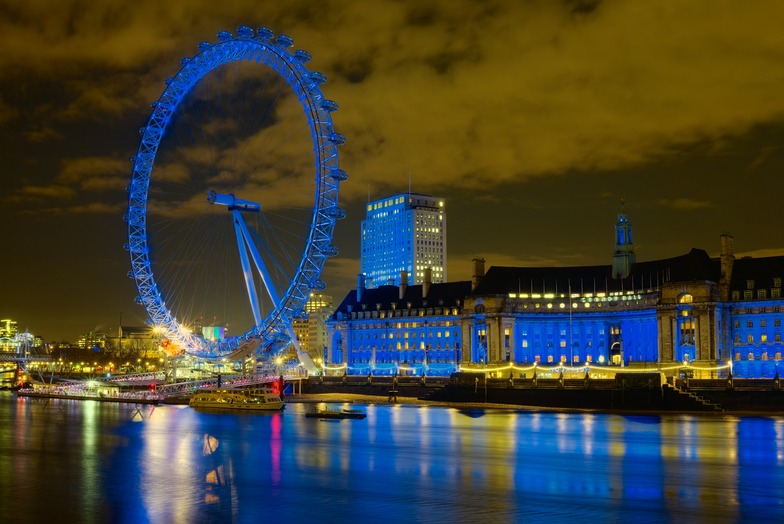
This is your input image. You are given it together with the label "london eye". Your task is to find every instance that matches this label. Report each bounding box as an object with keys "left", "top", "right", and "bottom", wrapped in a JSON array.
[{"left": 125, "top": 26, "right": 347, "bottom": 367}]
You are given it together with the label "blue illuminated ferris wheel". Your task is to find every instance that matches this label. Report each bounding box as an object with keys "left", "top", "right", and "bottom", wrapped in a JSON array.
[{"left": 125, "top": 26, "right": 347, "bottom": 361}]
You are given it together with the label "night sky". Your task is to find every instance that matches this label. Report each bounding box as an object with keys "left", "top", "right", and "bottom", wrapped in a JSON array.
[{"left": 2, "top": 0, "right": 784, "bottom": 342}]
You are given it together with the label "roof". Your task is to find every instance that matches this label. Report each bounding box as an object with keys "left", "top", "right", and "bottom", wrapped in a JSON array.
[
  {"left": 472, "top": 248, "right": 720, "bottom": 296},
  {"left": 729, "top": 255, "right": 784, "bottom": 291},
  {"left": 331, "top": 281, "right": 472, "bottom": 318}
]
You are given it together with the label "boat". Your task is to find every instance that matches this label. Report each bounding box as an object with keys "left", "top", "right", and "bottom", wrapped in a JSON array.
[
  {"left": 306, "top": 408, "right": 367, "bottom": 420},
  {"left": 189, "top": 388, "right": 284, "bottom": 411}
]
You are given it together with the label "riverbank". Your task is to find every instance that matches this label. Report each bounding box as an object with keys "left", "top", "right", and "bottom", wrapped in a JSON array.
[
  {"left": 16, "top": 388, "right": 160, "bottom": 404},
  {"left": 286, "top": 391, "right": 784, "bottom": 417},
  {"left": 298, "top": 374, "right": 784, "bottom": 414}
]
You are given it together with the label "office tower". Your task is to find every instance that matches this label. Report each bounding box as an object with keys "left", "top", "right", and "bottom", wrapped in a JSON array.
[{"left": 360, "top": 192, "right": 446, "bottom": 287}]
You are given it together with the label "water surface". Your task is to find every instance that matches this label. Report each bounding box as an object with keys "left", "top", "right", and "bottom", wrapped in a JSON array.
[{"left": 1, "top": 392, "right": 782, "bottom": 523}]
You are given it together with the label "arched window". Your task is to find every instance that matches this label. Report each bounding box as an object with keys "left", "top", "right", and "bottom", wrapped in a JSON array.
[{"left": 678, "top": 293, "right": 694, "bottom": 304}]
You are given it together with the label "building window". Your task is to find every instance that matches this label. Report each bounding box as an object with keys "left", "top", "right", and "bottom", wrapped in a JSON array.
[
  {"left": 679, "top": 294, "right": 694, "bottom": 304},
  {"left": 732, "top": 291, "right": 740, "bottom": 301},
  {"left": 746, "top": 280, "right": 755, "bottom": 290},
  {"left": 747, "top": 334, "right": 754, "bottom": 344},
  {"left": 680, "top": 317, "right": 695, "bottom": 346},
  {"left": 758, "top": 289, "right": 767, "bottom": 300},
  {"left": 744, "top": 291, "right": 753, "bottom": 300},
  {"left": 747, "top": 321, "right": 754, "bottom": 328}
]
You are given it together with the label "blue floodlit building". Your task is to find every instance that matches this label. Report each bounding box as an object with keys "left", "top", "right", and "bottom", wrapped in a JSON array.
[
  {"left": 360, "top": 192, "right": 446, "bottom": 287},
  {"left": 327, "top": 207, "right": 784, "bottom": 378}
]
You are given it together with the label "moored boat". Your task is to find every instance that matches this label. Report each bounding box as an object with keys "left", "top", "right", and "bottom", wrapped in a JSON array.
[
  {"left": 306, "top": 408, "right": 367, "bottom": 420},
  {"left": 189, "top": 388, "right": 284, "bottom": 411}
]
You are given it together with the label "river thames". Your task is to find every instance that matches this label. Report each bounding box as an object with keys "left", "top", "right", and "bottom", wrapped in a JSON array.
[{"left": 1, "top": 392, "right": 783, "bottom": 523}]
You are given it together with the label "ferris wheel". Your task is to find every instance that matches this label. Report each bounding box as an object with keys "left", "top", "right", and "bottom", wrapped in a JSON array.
[{"left": 125, "top": 26, "right": 347, "bottom": 365}]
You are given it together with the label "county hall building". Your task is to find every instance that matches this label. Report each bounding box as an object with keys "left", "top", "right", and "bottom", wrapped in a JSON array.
[{"left": 326, "top": 206, "right": 784, "bottom": 378}]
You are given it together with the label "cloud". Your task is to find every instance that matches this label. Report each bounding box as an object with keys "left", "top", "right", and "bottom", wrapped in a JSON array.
[
  {"left": 0, "top": 96, "right": 19, "bottom": 125},
  {"left": 68, "top": 202, "right": 124, "bottom": 214},
  {"left": 59, "top": 156, "right": 129, "bottom": 190},
  {"left": 312, "top": 0, "right": 784, "bottom": 198},
  {"left": 8, "top": 155, "right": 128, "bottom": 208},
  {"left": 13, "top": 184, "right": 77, "bottom": 201},
  {"left": 657, "top": 198, "right": 712, "bottom": 211},
  {"left": 23, "top": 126, "right": 64, "bottom": 143},
  {"left": 3, "top": 0, "right": 784, "bottom": 212}
]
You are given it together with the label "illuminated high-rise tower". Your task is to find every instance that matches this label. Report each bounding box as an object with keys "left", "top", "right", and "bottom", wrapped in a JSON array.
[{"left": 360, "top": 192, "right": 447, "bottom": 287}]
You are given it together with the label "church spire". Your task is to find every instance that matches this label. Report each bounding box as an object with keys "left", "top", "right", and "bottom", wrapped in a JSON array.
[{"left": 612, "top": 200, "right": 636, "bottom": 279}]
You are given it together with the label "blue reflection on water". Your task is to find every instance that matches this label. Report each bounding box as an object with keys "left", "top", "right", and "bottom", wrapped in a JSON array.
[{"left": 2, "top": 392, "right": 784, "bottom": 523}]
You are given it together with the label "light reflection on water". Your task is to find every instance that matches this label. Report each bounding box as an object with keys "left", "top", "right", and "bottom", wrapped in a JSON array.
[{"left": 2, "top": 392, "right": 784, "bottom": 523}]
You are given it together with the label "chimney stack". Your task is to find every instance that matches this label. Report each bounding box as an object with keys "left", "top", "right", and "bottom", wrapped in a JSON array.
[
  {"left": 719, "top": 234, "right": 735, "bottom": 301},
  {"left": 399, "top": 271, "right": 408, "bottom": 300},
  {"left": 357, "top": 274, "right": 366, "bottom": 302},
  {"left": 471, "top": 258, "right": 486, "bottom": 291},
  {"left": 423, "top": 267, "right": 432, "bottom": 298}
]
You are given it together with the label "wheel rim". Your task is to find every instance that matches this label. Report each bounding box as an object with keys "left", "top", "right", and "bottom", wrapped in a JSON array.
[{"left": 126, "top": 26, "right": 346, "bottom": 358}]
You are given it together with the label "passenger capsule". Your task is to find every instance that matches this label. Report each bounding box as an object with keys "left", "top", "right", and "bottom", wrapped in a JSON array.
[
  {"left": 276, "top": 34, "right": 294, "bottom": 48},
  {"left": 257, "top": 27, "right": 274, "bottom": 40},
  {"left": 329, "top": 169, "right": 348, "bottom": 182},
  {"left": 309, "top": 71, "right": 327, "bottom": 85},
  {"left": 198, "top": 41, "right": 212, "bottom": 52},
  {"left": 326, "top": 207, "right": 346, "bottom": 219},
  {"left": 217, "top": 30, "right": 233, "bottom": 42},
  {"left": 236, "top": 25, "right": 253, "bottom": 38},
  {"left": 329, "top": 133, "right": 346, "bottom": 146},
  {"left": 320, "top": 99, "right": 339, "bottom": 112},
  {"left": 294, "top": 49, "right": 311, "bottom": 63}
]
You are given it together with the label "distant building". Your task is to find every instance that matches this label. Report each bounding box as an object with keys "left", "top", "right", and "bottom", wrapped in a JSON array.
[
  {"left": 0, "top": 319, "right": 18, "bottom": 353},
  {"left": 291, "top": 292, "right": 334, "bottom": 363},
  {"left": 328, "top": 206, "right": 784, "bottom": 378},
  {"left": 78, "top": 331, "right": 108, "bottom": 350},
  {"left": 104, "top": 325, "right": 160, "bottom": 355},
  {"left": 360, "top": 192, "right": 446, "bottom": 287}
]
